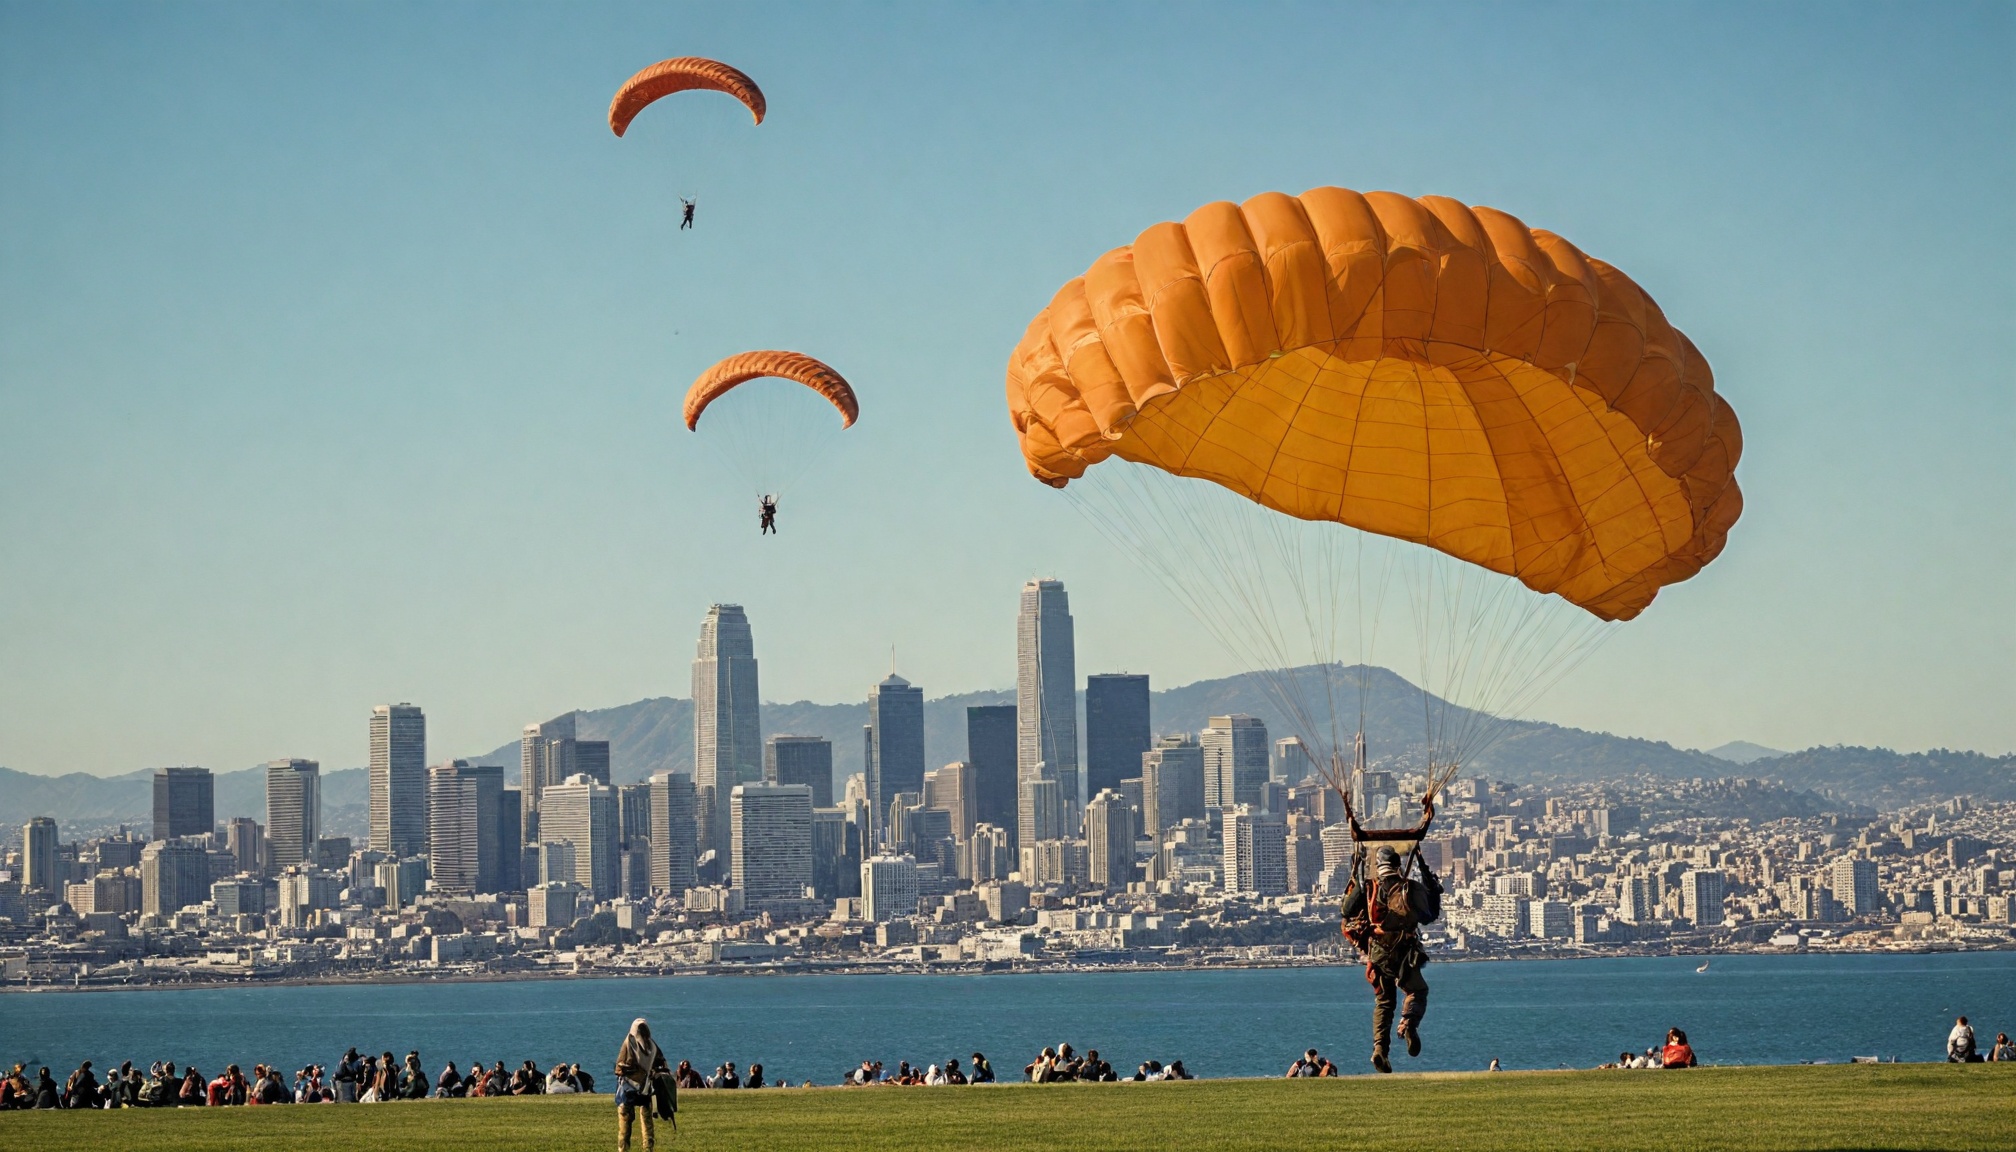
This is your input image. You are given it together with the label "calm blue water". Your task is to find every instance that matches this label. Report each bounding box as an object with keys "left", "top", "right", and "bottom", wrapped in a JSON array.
[{"left": 4, "top": 953, "right": 2013, "bottom": 1083}]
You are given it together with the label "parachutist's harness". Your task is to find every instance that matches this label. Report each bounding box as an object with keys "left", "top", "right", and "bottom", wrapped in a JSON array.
[{"left": 1340, "top": 789, "right": 1435, "bottom": 986}]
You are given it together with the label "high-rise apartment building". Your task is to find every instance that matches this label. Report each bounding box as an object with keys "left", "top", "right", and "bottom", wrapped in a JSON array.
[
  {"left": 1141, "top": 735, "right": 1205, "bottom": 836},
  {"left": 1202, "top": 715, "right": 1270, "bottom": 811},
  {"left": 369, "top": 703, "right": 427, "bottom": 857},
  {"left": 868, "top": 673, "right": 925, "bottom": 843},
  {"left": 265, "top": 759, "right": 320, "bottom": 870},
  {"left": 861, "top": 855, "right": 920, "bottom": 922},
  {"left": 1831, "top": 857, "right": 1881, "bottom": 917},
  {"left": 140, "top": 838, "right": 211, "bottom": 918},
  {"left": 1085, "top": 789, "right": 1137, "bottom": 889},
  {"left": 966, "top": 705, "right": 1019, "bottom": 850},
  {"left": 541, "top": 774, "right": 618, "bottom": 901},
  {"left": 730, "top": 783, "right": 814, "bottom": 903},
  {"left": 648, "top": 772, "right": 699, "bottom": 895},
  {"left": 152, "top": 766, "right": 214, "bottom": 842},
  {"left": 1682, "top": 870, "right": 1727, "bottom": 927},
  {"left": 1616, "top": 875, "right": 1653, "bottom": 923},
  {"left": 428, "top": 761, "right": 504, "bottom": 893},
  {"left": 1017, "top": 580, "right": 1078, "bottom": 811},
  {"left": 22, "top": 816, "right": 59, "bottom": 892},
  {"left": 766, "top": 735, "right": 834, "bottom": 808},
  {"left": 1085, "top": 674, "right": 1150, "bottom": 801},
  {"left": 693, "top": 604, "right": 761, "bottom": 860},
  {"left": 1224, "top": 805, "right": 1288, "bottom": 896}
]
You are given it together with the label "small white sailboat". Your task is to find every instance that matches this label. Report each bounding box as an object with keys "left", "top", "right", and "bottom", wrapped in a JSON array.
[{"left": 1696, "top": 958, "right": 1711, "bottom": 973}]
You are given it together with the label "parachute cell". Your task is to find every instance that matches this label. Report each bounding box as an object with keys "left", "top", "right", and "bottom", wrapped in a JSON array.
[
  {"left": 686, "top": 351, "right": 857, "bottom": 431},
  {"left": 1007, "top": 187, "right": 1744, "bottom": 623},
  {"left": 609, "top": 57, "right": 767, "bottom": 136}
]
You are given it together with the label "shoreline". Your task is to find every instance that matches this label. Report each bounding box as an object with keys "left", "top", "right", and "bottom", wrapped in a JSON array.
[{"left": 7, "top": 941, "right": 2011, "bottom": 995}]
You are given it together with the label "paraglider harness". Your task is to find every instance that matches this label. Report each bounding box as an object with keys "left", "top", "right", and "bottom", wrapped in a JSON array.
[{"left": 1339, "top": 785, "right": 1435, "bottom": 987}]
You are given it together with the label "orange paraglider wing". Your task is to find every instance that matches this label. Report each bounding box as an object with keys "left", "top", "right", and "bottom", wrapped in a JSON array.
[
  {"left": 609, "top": 57, "right": 766, "bottom": 136},
  {"left": 1005, "top": 187, "right": 1743, "bottom": 622},
  {"left": 687, "top": 352, "right": 857, "bottom": 431}
]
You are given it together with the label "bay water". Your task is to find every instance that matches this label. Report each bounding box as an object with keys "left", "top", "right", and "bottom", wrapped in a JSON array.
[{"left": 4, "top": 952, "right": 2012, "bottom": 1083}]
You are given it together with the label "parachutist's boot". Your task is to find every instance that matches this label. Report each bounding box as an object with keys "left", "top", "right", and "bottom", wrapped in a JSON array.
[
  {"left": 1371, "top": 1050, "right": 1392, "bottom": 1074},
  {"left": 1399, "top": 1017, "right": 1421, "bottom": 1058}
]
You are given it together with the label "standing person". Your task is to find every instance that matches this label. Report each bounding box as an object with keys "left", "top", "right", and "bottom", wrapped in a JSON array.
[
  {"left": 1662, "top": 1029, "right": 1698, "bottom": 1068},
  {"left": 332, "top": 1049, "right": 360, "bottom": 1103},
  {"left": 1947, "top": 1016, "right": 1978, "bottom": 1062},
  {"left": 615, "top": 1018, "right": 672, "bottom": 1152},
  {"left": 1341, "top": 844, "right": 1444, "bottom": 1073}
]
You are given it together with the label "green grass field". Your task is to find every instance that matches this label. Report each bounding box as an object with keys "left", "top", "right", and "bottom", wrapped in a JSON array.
[{"left": 3, "top": 1065, "right": 2012, "bottom": 1152}]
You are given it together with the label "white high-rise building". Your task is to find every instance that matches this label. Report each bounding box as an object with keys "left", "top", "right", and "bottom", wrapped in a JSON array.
[
  {"left": 1017, "top": 774, "right": 1062, "bottom": 851},
  {"left": 694, "top": 604, "right": 761, "bottom": 861},
  {"left": 1141, "top": 735, "right": 1205, "bottom": 836},
  {"left": 1017, "top": 580, "right": 1079, "bottom": 814},
  {"left": 428, "top": 761, "right": 503, "bottom": 893},
  {"left": 862, "top": 854, "right": 920, "bottom": 922},
  {"left": 1831, "top": 857, "right": 1881, "bottom": 917},
  {"left": 541, "top": 774, "right": 618, "bottom": 900},
  {"left": 265, "top": 759, "right": 320, "bottom": 870},
  {"left": 520, "top": 711, "right": 577, "bottom": 819},
  {"left": 1682, "top": 869, "right": 1727, "bottom": 927},
  {"left": 1085, "top": 789, "right": 1137, "bottom": 889},
  {"left": 648, "top": 772, "right": 699, "bottom": 894},
  {"left": 369, "top": 703, "right": 427, "bottom": 857},
  {"left": 731, "top": 783, "right": 814, "bottom": 903},
  {"left": 1223, "top": 804, "right": 1288, "bottom": 896},
  {"left": 1202, "top": 715, "right": 1270, "bottom": 811}
]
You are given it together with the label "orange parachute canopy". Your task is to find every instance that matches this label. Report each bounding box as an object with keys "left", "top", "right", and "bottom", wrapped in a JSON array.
[
  {"left": 1006, "top": 188, "right": 1743, "bottom": 622},
  {"left": 609, "top": 57, "right": 766, "bottom": 136},
  {"left": 686, "top": 351, "right": 858, "bottom": 431}
]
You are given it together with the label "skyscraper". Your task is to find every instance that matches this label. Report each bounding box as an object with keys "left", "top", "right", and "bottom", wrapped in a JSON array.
[
  {"left": 1085, "top": 674, "right": 1150, "bottom": 801},
  {"left": 766, "top": 735, "right": 834, "bottom": 807},
  {"left": 811, "top": 807, "right": 858, "bottom": 899},
  {"left": 648, "top": 772, "right": 699, "bottom": 895},
  {"left": 265, "top": 759, "right": 320, "bottom": 870},
  {"left": 861, "top": 855, "right": 920, "bottom": 922},
  {"left": 966, "top": 704, "right": 1019, "bottom": 851},
  {"left": 1224, "top": 805, "right": 1288, "bottom": 896},
  {"left": 369, "top": 703, "right": 427, "bottom": 857},
  {"left": 428, "top": 761, "right": 504, "bottom": 893},
  {"left": 497, "top": 787, "right": 523, "bottom": 892},
  {"left": 1202, "top": 715, "right": 1270, "bottom": 811},
  {"left": 1141, "top": 734, "right": 1205, "bottom": 836},
  {"left": 1831, "top": 856, "right": 1881, "bottom": 917},
  {"left": 693, "top": 604, "right": 761, "bottom": 859},
  {"left": 1017, "top": 579, "right": 1078, "bottom": 811},
  {"left": 541, "top": 773, "right": 618, "bottom": 901},
  {"left": 1682, "top": 869, "right": 1727, "bottom": 927},
  {"left": 140, "top": 838, "right": 212, "bottom": 918},
  {"left": 1085, "top": 789, "right": 1137, "bottom": 889},
  {"left": 924, "top": 761, "right": 974, "bottom": 842},
  {"left": 1272, "top": 737, "right": 1312, "bottom": 784},
  {"left": 1017, "top": 774, "right": 1062, "bottom": 849},
  {"left": 868, "top": 673, "right": 925, "bottom": 844},
  {"left": 520, "top": 711, "right": 578, "bottom": 823},
  {"left": 576, "top": 739, "right": 612, "bottom": 786},
  {"left": 22, "top": 816, "right": 58, "bottom": 892},
  {"left": 730, "top": 783, "right": 814, "bottom": 903},
  {"left": 151, "top": 767, "right": 214, "bottom": 842},
  {"left": 225, "top": 816, "right": 265, "bottom": 876}
]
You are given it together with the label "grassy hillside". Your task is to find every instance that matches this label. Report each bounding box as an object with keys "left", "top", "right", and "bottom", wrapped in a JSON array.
[{"left": 4, "top": 1065, "right": 2012, "bottom": 1152}]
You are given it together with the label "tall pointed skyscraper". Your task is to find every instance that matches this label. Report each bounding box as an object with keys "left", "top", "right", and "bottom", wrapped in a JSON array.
[
  {"left": 1017, "top": 579, "right": 1079, "bottom": 815},
  {"left": 693, "top": 604, "right": 761, "bottom": 861},
  {"left": 369, "top": 703, "right": 427, "bottom": 857}
]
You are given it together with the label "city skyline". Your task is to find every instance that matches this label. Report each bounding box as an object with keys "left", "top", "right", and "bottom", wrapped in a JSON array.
[{"left": 2, "top": 7, "right": 2009, "bottom": 780}]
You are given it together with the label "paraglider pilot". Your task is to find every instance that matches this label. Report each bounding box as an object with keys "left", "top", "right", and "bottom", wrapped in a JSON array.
[
  {"left": 1342, "top": 845, "right": 1443, "bottom": 1073},
  {"left": 758, "top": 495, "right": 777, "bottom": 535},
  {"left": 680, "top": 197, "right": 696, "bottom": 230}
]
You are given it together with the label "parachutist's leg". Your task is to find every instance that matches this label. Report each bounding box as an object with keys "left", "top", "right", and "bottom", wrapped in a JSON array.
[
  {"left": 1370, "top": 970, "right": 1397, "bottom": 1072},
  {"left": 1398, "top": 966, "right": 1428, "bottom": 1056}
]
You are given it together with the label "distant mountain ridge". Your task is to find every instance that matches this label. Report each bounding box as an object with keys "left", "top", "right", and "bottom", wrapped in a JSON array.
[
  {"left": 5, "top": 665, "right": 2011, "bottom": 836},
  {"left": 1704, "top": 740, "right": 1789, "bottom": 764}
]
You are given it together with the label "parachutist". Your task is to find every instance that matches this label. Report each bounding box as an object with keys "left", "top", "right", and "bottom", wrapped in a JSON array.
[
  {"left": 758, "top": 494, "right": 777, "bottom": 535},
  {"left": 1341, "top": 845, "right": 1443, "bottom": 1072},
  {"left": 680, "top": 197, "right": 696, "bottom": 230}
]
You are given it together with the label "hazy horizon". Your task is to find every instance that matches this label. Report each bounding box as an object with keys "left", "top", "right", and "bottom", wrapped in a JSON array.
[{"left": 4, "top": 3, "right": 2011, "bottom": 776}]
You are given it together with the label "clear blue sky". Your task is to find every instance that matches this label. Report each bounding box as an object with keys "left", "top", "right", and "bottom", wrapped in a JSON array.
[{"left": 2, "top": 2, "right": 2010, "bottom": 776}]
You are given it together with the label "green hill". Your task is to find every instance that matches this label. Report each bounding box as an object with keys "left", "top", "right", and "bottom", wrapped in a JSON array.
[{"left": 2, "top": 1065, "right": 2011, "bottom": 1152}]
